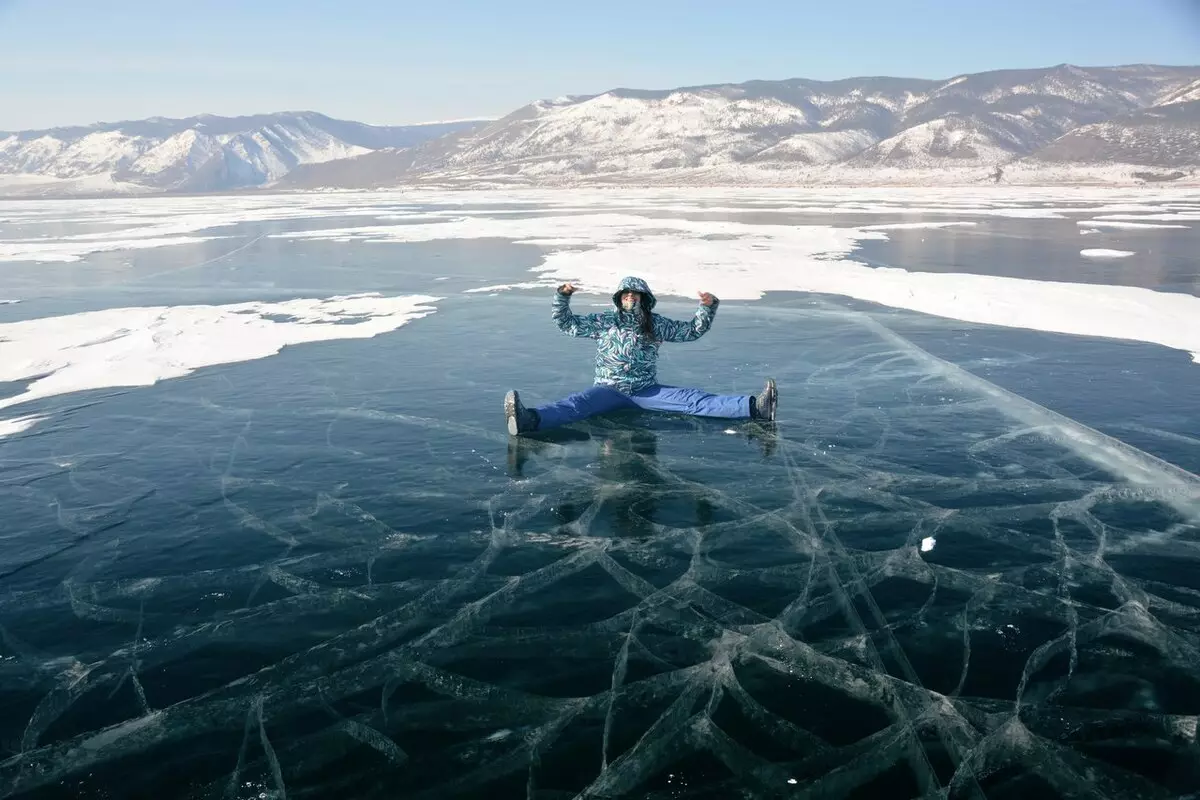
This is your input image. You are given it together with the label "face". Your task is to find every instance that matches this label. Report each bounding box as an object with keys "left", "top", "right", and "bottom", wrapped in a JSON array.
[{"left": 620, "top": 291, "right": 641, "bottom": 311}]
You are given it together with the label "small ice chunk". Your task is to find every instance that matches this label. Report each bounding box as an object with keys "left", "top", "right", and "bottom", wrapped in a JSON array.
[
  {"left": 724, "top": 428, "right": 737, "bottom": 434},
  {"left": 1081, "top": 248, "right": 1135, "bottom": 258},
  {"left": 1078, "top": 219, "right": 1187, "bottom": 230},
  {"left": 0, "top": 415, "right": 45, "bottom": 436},
  {"left": 920, "top": 536, "right": 936, "bottom": 552},
  {"left": 858, "top": 221, "right": 977, "bottom": 231}
]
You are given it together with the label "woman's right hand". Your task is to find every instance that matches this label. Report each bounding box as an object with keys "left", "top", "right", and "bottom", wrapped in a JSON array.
[{"left": 559, "top": 283, "right": 576, "bottom": 295}]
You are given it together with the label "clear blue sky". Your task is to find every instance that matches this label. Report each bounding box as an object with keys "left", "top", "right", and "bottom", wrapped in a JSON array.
[{"left": 1, "top": 0, "right": 1197, "bottom": 130}]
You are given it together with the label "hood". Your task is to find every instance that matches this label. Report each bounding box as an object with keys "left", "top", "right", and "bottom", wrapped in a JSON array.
[{"left": 611, "top": 276, "right": 657, "bottom": 310}]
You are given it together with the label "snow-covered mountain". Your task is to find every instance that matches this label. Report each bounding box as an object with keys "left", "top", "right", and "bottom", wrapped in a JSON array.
[
  {"left": 280, "top": 64, "right": 1200, "bottom": 188},
  {"left": 0, "top": 112, "right": 486, "bottom": 196},
  {"left": 1019, "top": 86, "right": 1200, "bottom": 176},
  {"left": 9, "top": 64, "right": 1200, "bottom": 194}
]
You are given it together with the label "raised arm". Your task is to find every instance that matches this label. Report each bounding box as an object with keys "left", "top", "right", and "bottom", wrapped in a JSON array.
[
  {"left": 551, "top": 284, "right": 609, "bottom": 339},
  {"left": 654, "top": 294, "right": 719, "bottom": 342}
]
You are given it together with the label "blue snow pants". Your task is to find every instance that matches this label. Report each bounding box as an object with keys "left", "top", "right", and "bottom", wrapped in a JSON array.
[{"left": 534, "top": 384, "right": 751, "bottom": 430}]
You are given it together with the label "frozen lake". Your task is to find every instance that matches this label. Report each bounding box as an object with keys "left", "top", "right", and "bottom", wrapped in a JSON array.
[{"left": 1, "top": 188, "right": 1198, "bottom": 799}]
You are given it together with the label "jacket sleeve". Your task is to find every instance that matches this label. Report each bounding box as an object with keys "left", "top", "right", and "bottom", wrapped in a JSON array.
[
  {"left": 552, "top": 290, "right": 609, "bottom": 339},
  {"left": 654, "top": 297, "right": 719, "bottom": 342}
]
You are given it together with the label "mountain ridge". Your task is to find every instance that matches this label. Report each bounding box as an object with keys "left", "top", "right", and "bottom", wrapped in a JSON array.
[
  {"left": 0, "top": 112, "right": 487, "bottom": 196},
  {"left": 4, "top": 63, "right": 1199, "bottom": 196},
  {"left": 279, "top": 63, "right": 1200, "bottom": 189}
]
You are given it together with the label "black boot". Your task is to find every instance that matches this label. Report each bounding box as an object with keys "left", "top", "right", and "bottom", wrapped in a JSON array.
[
  {"left": 752, "top": 378, "right": 777, "bottom": 422},
  {"left": 504, "top": 390, "right": 540, "bottom": 435}
]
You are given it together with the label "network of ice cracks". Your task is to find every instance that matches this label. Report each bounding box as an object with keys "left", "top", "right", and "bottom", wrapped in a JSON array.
[{"left": 1, "top": 300, "right": 1198, "bottom": 800}]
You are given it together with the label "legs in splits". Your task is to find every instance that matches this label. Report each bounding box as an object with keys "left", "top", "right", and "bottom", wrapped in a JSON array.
[{"left": 506, "top": 379, "right": 776, "bottom": 435}]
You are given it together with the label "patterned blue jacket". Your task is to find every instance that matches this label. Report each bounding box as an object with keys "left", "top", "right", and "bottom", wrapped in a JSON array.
[{"left": 552, "top": 276, "right": 719, "bottom": 393}]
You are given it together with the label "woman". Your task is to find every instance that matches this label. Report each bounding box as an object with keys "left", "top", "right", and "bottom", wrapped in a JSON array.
[{"left": 505, "top": 276, "right": 777, "bottom": 435}]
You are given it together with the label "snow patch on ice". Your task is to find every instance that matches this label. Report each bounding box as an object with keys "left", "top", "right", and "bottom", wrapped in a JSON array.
[
  {"left": 0, "top": 415, "right": 45, "bottom": 437},
  {"left": 1077, "top": 219, "right": 1188, "bottom": 230},
  {"left": 0, "top": 196, "right": 403, "bottom": 262},
  {"left": 1095, "top": 213, "right": 1200, "bottom": 222},
  {"left": 1081, "top": 248, "right": 1135, "bottom": 258},
  {"left": 6, "top": 188, "right": 1199, "bottom": 370},
  {"left": 465, "top": 280, "right": 556, "bottom": 294},
  {"left": 269, "top": 203, "right": 1200, "bottom": 367},
  {"left": 858, "top": 221, "right": 978, "bottom": 231},
  {"left": 0, "top": 293, "right": 440, "bottom": 436},
  {"left": 0, "top": 235, "right": 223, "bottom": 263}
]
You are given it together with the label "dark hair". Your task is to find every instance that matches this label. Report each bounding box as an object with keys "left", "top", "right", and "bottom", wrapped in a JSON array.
[{"left": 630, "top": 292, "right": 656, "bottom": 342}]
